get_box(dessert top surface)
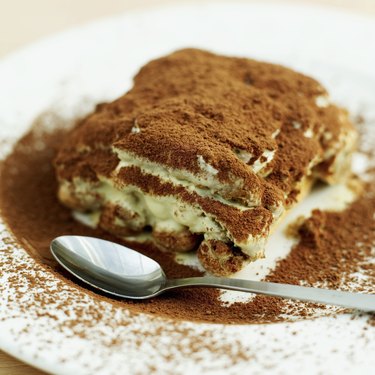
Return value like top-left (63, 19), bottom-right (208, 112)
top-left (55, 48), bottom-right (354, 206)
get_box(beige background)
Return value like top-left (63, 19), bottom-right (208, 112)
top-left (0, 0), bottom-right (374, 374)
top-left (1, 0), bottom-right (375, 57)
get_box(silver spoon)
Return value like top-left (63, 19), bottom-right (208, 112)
top-left (50, 235), bottom-right (375, 312)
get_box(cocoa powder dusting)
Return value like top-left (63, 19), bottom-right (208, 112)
top-left (0, 115), bottom-right (374, 325)
top-left (54, 49), bottom-right (357, 252)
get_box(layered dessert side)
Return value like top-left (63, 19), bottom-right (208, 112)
top-left (54, 49), bottom-right (357, 275)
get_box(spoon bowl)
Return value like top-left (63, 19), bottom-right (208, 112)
top-left (51, 236), bottom-right (166, 298)
top-left (51, 235), bottom-right (375, 311)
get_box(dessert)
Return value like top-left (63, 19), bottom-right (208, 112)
top-left (54, 49), bottom-right (357, 275)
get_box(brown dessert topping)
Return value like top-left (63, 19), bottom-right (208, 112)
top-left (55, 49), bottom-right (355, 208)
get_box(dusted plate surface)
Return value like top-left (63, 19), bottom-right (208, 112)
top-left (1, 2), bottom-right (375, 374)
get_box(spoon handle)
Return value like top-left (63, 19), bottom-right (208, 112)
top-left (164, 277), bottom-right (375, 312)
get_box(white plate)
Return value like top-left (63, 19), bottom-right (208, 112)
top-left (1, 2), bottom-right (375, 374)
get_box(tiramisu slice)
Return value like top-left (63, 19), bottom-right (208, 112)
top-left (54, 49), bottom-right (357, 275)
